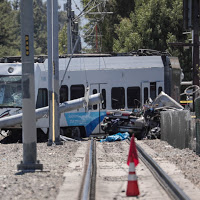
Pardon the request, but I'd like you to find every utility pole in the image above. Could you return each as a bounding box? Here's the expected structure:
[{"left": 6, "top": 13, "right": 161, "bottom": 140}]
[
  {"left": 170, "top": 0, "right": 200, "bottom": 109},
  {"left": 65, "top": 1, "right": 81, "bottom": 54},
  {"left": 72, "top": 20, "right": 81, "bottom": 53},
  {"left": 17, "top": 0, "right": 43, "bottom": 171},
  {"left": 67, "top": 0, "right": 72, "bottom": 54},
  {"left": 74, "top": 21, "right": 81, "bottom": 53},
  {"left": 47, "top": 0, "right": 61, "bottom": 145}
]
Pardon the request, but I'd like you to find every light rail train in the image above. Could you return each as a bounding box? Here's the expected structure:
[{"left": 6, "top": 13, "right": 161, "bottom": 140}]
[{"left": 0, "top": 54, "right": 181, "bottom": 137}]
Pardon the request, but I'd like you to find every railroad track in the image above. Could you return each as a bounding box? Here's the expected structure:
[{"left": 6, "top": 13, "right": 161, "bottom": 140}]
[
  {"left": 58, "top": 137, "right": 194, "bottom": 200},
  {"left": 79, "top": 138, "right": 97, "bottom": 200},
  {"left": 126, "top": 139, "right": 191, "bottom": 200}
]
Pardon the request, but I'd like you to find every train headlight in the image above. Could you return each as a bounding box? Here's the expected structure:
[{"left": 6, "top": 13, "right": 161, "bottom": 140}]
[{"left": 8, "top": 67, "right": 14, "bottom": 73}]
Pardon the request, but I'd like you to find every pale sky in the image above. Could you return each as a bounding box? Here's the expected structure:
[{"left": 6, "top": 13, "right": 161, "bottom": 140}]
[{"left": 57, "top": 0, "right": 82, "bottom": 15}]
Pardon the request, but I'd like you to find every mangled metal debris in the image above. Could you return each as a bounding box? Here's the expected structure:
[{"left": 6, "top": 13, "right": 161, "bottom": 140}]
[
  {"left": 101, "top": 91, "right": 184, "bottom": 140},
  {"left": 152, "top": 91, "right": 184, "bottom": 110},
  {"left": 101, "top": 109, "right": 146, "bottom": 140}
]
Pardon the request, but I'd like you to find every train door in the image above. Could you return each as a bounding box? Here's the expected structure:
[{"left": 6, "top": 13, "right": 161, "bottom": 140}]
[
  {"left": 156, "top": 81, "right": 164, "bottom": 96},
  {"left": 90, "top": 83, "right": 107, "bottom": 134},
  {"left": 141, "top": 82, "right": 150, "bottom": 105}
]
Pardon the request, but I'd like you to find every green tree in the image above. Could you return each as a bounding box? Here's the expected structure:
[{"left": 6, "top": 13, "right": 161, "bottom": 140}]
[
  {"left": 0, "top": 0, "right": 20, "bottom": 57},
  {"left": 58, "top": 10, "right": 68, "bottom": 55},
  {"left": 112, "top": 0, "right": 192, "bottom": 80},
  {"left": 33, "top": 0, "right": 47, "bottom": 55},
  {"left": 0, "top": 0, "right": 68, "bottom": 57},
  {"left": 114, "top": 0, "right": 183, "bottom": 52},
  {"left": 33, "top": 1, "right": 68, "bottom": 55},
  {"left": 81, "top": 0, "right": 135, "bottom": 52},
  {"left": 58, "top": 24, "right": 67, "bottom": 54},
  {"left": 12, "top": 0, "right": 20, "bottom": 10},
  {"left": 81, "top": 0, "right": 191, "bottom": 80}
]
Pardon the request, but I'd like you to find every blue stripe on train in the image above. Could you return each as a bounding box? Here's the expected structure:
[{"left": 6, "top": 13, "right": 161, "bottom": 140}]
[{"left": 64, "top": 111, "right": 106, "bottom": 136}]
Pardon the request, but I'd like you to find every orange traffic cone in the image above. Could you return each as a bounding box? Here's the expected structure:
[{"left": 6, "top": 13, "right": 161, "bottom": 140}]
[
  {"left": 126, "top": 157, "right": 140, "bottom": 196},
  {"left": 126, "top": 159, "right": 140, "bottom": 196}
]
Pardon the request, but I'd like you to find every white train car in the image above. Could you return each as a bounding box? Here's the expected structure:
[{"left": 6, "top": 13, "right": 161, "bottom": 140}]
[{"left": 0, "top": 55, "right": 181, "bottom": 137}]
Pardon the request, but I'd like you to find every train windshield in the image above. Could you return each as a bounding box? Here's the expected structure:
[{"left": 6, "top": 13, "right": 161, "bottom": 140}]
[{"left": 0, "top": 76, "right": 22, "bottom": 107}]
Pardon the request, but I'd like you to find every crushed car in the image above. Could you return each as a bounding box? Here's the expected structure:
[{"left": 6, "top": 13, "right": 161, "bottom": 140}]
[
  {"left": 101, "top": 91, "right": 184, "bottom": 140},
  {"left": 101, "top": 108, "right": 147, "bottom": 140}
]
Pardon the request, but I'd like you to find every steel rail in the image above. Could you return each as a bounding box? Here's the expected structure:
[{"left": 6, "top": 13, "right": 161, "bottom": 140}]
[
  {"left": 135, "top": 142, "right": 191, "bottom": 200},
  {"left": 90, "top": 139, "right": 96, "bottom": 200},
  {"left": 81, "top": 138, "right": 96, "bottom": 200}
]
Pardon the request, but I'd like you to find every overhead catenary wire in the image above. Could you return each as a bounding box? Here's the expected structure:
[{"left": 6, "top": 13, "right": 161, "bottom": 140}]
[
  {"left": 72, "top": 0, "right": 81, "bottom": 12},
  {"left": 81, "top": 8, "right": 108, "bottom": 39},
  {"left": 74, "top": 0, "right": 107, "bottom": 21},
  {"left": 77, "top": 0, "right": 95, "bottom": 18},
  {"left": 71, "top": 0, "right": 109, "bottom": 51},
  {"left": 82, "top": 12, "right": 107, "bottom": 50},
  {"left": 63, "top": 0, "right": 109, "bottom": 53},
  {"left": 74, "top": 2, "right": 103, "bottom": 21},
  {"left": 60, "top": 14, "right": 101, "bottom": 85},
  {"left": 81, "top": 1, "right": 108, "bottom": 36},
  {"left": 60, "top": 36, "right": 81, "bottom": 87}
]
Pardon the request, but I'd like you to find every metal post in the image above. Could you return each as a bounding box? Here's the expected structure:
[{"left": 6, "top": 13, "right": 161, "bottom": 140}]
[
  {"left": 67, "top": 0, "right": 72, "bottom": 54},
  {"left": 47, "top": 0, "right": 61, "bottom": 146},
  {"left": 193, "top": 0, "right": 199, "bottom": 87},
  {"left": 195, "top": 97, "right": 200, "bottom": 154},
  {"left": 17, "top": 0, "right": 43, "bottom": 171},
  {"left": 74, "top": 22, "right": 81, "bottom": 53},
  {"left": 192, "top": 0, "right": 200, "bottom": 112}
]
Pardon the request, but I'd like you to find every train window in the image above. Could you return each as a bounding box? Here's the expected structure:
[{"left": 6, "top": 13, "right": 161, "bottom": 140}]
[
  {"left": 93, "top": 89, "right": 97, "bottom": 110},
  {"left": 150, "top": 82, "right": 156, "bottom": 100},
  {"left": 102, "top": 89, "right": 106, "bottom": 109},
  {"left": 111, "top": 87, "right": 125, "bottom": 109},
  {"left": 144, "top": 87, "right": 148, "bottom": 104},
  {"left": 158, "top": 86, "right": 162, "bottom": 95},
  {"left": 36, "top": 88, "right": 48, "bottom": 108},
  {"left": 70, "top": 84, "right": 85, "bottom": 100},
  {"left": 0, "top": 76, "right": 22, "bottom": 107},
  {"left": 127, "top": 87, "right": 140, "bottom": 108},
  {"left": 60, "top": 85, "right": 68, "bottom": 103}
]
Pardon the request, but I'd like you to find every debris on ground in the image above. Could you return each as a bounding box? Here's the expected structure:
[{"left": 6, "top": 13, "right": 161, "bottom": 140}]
[
  {"left": 100, "top": 132, "right": 129, "bottom": 142},
  {"left": 101, "top": 91, "right": 184, "bottom": 140}
]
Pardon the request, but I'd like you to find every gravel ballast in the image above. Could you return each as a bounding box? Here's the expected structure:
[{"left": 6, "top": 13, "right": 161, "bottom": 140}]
[
  {"left": 1, "top": 136, "right": 200, "bottom": 200},
  {"left": 142, "top": 139, "right": 200, "bottom": 189},
  {"left": 0, "top": 139, "right": 79, "bottom": 200}
]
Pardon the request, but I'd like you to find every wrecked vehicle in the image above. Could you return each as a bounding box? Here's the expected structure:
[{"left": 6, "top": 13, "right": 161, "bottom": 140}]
[
  {"left": 101, "top": 91, "right": 184, "bottom": 140},
  {"left": 101, "top": 109, "right": 147, "bottom": 140}
]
